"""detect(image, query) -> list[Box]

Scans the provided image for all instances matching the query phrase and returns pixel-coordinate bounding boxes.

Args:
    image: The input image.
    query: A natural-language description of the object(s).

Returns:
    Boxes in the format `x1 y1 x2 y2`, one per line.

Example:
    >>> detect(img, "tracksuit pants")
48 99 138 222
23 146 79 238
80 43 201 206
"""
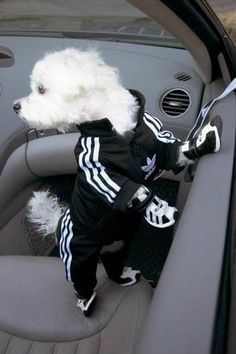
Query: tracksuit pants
57 208 139 298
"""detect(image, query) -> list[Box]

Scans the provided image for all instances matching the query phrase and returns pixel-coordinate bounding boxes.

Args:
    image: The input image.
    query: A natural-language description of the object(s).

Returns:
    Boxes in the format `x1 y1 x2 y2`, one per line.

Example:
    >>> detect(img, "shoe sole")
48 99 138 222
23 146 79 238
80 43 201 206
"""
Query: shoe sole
210 116 222 152
77 292 97 317
83 292 97 317
144 210 179 228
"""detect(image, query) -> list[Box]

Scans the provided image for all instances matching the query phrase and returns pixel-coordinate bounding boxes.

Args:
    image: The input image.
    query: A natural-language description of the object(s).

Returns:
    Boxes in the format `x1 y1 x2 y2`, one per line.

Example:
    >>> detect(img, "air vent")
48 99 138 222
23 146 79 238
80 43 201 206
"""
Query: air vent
160 88 191 117
175 73 192 82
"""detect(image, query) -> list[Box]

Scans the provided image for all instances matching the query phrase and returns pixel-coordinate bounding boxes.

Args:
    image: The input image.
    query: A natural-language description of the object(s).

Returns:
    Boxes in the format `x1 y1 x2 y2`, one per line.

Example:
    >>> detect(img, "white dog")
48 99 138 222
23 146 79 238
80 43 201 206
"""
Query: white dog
14 48 138 134
13 48 222 316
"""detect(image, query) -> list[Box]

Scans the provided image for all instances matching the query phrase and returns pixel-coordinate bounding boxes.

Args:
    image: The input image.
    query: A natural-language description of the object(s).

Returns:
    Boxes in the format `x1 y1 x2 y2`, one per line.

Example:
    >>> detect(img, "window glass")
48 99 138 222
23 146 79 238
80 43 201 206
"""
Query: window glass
208 0 236 42
0 0 181 47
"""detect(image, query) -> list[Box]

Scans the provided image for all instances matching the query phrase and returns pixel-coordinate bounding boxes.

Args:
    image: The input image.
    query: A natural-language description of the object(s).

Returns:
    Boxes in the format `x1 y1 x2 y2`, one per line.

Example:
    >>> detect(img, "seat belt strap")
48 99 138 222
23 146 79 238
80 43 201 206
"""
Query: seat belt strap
185 78 236 181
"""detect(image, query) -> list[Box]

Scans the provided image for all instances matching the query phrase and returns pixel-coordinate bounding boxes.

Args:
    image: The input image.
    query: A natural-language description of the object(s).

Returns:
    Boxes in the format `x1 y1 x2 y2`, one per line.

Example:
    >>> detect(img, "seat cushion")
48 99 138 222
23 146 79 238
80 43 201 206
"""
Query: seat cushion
0 256 152 353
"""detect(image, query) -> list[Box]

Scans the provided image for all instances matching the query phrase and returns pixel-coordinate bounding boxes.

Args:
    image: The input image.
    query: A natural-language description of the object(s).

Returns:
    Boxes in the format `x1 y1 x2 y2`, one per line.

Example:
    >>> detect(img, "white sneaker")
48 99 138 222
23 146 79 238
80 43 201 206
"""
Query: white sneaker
182 115 222 159
76 291 96 317
144 196 178 228
118 267 141 286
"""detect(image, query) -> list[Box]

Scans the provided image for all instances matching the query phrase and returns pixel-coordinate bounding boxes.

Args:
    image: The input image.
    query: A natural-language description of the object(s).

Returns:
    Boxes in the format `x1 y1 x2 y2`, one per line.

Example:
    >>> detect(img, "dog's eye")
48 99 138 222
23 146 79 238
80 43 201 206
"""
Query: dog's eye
38 84 46 94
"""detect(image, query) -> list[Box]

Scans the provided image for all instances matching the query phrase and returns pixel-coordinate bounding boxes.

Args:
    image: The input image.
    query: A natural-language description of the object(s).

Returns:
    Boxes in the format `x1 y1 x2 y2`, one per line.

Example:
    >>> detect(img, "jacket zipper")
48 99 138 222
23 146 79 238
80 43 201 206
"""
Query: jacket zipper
130 139 144 181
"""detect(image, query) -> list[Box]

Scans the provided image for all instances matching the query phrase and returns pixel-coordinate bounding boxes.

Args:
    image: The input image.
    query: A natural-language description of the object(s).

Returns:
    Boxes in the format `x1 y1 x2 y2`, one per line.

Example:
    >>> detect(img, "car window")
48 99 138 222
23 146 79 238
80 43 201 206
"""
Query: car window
0 0 182 48
208 0 236 42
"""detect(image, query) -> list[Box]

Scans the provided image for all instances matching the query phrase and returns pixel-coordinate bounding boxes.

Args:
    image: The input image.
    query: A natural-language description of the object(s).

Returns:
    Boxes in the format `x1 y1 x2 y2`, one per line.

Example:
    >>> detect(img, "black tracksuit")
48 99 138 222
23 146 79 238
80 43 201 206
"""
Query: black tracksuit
57 90 182 297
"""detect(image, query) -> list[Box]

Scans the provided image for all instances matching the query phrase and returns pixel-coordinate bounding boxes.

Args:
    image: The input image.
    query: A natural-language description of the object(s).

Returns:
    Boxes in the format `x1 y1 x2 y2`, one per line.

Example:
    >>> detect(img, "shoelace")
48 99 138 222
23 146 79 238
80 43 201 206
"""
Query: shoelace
77 298 84 305
121 267 132 277
198 131 203 143
153 198 168 216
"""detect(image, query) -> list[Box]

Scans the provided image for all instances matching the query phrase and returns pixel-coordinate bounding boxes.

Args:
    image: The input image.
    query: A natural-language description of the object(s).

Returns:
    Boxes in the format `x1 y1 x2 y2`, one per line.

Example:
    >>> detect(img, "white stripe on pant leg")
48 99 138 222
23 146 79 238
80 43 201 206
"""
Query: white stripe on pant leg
60 210 74 282
59 209 70 260
61 212 71 264
62 215 72 264
65 219 74 282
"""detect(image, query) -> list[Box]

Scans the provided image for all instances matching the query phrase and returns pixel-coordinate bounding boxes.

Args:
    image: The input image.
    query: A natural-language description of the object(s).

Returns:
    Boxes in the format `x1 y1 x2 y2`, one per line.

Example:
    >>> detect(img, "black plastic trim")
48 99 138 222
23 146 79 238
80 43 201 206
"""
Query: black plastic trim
0 128 28 175
213 111 236 354
0 45 14 67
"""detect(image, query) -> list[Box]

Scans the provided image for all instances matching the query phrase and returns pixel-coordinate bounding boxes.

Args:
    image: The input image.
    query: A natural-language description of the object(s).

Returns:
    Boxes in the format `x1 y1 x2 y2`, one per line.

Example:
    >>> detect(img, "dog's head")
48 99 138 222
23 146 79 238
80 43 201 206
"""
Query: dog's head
13 48 121 132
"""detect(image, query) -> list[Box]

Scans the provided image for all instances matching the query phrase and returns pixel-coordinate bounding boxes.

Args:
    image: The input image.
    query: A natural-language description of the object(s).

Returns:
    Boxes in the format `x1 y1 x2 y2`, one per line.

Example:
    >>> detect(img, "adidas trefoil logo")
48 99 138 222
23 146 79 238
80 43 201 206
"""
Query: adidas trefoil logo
141 154 156 179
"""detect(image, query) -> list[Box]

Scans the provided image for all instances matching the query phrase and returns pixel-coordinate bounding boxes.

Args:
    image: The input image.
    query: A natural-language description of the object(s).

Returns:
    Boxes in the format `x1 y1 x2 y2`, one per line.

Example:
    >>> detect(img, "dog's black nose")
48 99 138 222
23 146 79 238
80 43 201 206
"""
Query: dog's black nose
13 102 21 114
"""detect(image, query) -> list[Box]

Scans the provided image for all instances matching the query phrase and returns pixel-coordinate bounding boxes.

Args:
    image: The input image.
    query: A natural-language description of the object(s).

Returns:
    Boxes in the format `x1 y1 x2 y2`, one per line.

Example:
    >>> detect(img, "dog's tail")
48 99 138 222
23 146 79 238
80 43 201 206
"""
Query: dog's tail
27 190 67 237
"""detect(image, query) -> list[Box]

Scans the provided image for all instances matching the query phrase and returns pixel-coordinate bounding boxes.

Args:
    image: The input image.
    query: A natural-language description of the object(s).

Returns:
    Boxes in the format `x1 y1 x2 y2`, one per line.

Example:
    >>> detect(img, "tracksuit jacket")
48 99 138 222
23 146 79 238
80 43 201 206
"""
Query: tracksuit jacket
57 90 183 297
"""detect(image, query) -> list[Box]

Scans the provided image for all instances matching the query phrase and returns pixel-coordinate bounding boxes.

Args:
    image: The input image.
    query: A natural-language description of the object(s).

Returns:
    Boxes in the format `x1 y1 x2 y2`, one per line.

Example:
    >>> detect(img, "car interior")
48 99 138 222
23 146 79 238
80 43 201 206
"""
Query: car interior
0 1 235 353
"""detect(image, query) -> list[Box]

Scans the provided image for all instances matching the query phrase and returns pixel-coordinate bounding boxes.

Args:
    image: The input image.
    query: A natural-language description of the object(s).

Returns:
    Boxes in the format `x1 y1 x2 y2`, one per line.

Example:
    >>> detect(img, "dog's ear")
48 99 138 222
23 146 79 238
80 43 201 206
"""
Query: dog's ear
57 49 97 99
76 50 121 96
39 48 121 100
63 71 95 100
63 51 119 99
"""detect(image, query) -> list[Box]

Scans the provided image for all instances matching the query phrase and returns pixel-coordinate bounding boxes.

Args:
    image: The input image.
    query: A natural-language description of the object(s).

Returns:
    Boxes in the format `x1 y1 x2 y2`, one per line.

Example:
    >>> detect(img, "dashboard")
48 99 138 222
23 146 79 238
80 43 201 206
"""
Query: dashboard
0 36 204 165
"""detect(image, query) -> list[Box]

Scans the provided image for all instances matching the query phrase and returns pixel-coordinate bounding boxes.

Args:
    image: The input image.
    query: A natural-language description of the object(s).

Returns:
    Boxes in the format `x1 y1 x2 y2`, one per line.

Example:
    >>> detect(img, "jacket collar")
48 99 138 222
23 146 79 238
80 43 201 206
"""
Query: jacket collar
78 118 115 136
77 90 145 136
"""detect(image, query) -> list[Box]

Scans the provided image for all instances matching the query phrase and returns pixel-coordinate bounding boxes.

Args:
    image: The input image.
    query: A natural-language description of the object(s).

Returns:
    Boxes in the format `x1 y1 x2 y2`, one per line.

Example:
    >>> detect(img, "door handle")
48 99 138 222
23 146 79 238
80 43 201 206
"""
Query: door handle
0 46 14 67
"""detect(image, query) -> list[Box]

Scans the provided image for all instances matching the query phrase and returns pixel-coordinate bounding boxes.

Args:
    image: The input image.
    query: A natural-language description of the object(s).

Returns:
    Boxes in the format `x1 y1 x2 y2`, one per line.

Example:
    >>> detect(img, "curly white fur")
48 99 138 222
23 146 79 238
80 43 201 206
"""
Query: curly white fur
27 190 124 254
27 191 66 237
15 47 139 135
16 48 139 238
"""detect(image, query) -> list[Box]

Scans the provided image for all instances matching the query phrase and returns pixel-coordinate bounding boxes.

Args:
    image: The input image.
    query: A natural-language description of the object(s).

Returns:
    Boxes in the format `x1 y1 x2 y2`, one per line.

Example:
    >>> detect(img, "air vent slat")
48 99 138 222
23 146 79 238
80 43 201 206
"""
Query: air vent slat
163 98 189 103
165 92 188 95
175 72 192 82
160 88 191 118
163 103 189 108
166 93 189 97
166 96 189 101
162 100 189 105
162 105 188 111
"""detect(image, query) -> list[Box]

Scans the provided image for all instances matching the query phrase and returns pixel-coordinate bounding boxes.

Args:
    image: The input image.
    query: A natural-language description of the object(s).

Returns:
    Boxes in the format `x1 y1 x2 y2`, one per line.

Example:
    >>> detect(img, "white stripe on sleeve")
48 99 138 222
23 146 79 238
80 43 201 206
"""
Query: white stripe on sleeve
93 137 121 193
144 113 175 144
79 137 114 203
79 137 121 204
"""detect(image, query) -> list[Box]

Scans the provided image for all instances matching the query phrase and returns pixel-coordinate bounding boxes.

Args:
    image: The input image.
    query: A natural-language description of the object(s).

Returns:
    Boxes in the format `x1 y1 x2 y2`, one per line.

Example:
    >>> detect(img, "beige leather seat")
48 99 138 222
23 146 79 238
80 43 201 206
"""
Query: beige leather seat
0 256 152 354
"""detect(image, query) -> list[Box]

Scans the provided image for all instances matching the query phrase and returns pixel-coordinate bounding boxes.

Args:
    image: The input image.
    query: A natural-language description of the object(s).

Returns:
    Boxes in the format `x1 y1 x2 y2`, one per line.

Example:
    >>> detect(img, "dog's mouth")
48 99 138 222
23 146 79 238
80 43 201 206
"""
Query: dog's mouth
13 108 36 129
13 99 39 128
18 116 32 127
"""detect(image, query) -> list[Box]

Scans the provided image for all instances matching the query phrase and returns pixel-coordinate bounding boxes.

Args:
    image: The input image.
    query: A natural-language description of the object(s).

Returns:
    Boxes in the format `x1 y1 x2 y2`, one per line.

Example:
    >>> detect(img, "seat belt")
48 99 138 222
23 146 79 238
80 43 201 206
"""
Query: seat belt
185 78 236 182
